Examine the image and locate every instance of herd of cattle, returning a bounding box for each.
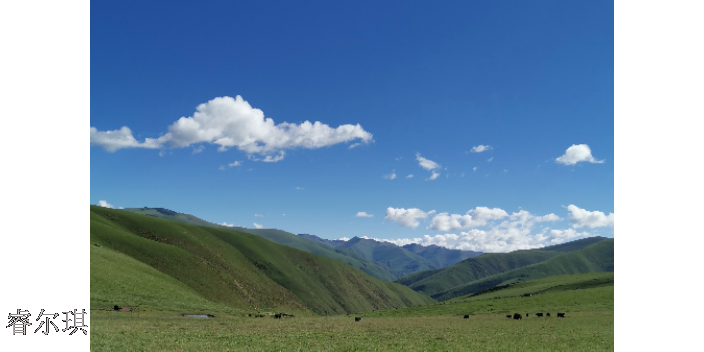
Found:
[504,312,565,319]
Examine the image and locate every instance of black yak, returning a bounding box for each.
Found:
[355,317,362,322]
[557,313,565,318]
[513,313,522,320]
[463,315,469,319]
[536,313,544,317]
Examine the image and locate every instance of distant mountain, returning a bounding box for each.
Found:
[432,239,614,301]
[123,207,225,228]
[401,243,482,268]
[333,237,439,278]
[91,206,434,315]
[396,236,610,300]
[297,233,347,248]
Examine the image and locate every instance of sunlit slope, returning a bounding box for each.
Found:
[432,239,614,301]
[363,273,614,318]
[90,244,237,314]
[236,228,398,281]
[123,207,399,281]
[396,237,607,297]
[91,206,434,315]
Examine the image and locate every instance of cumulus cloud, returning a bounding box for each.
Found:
[555,144,604,165]
[98,200,114,209]
[253,222,263,229]
[428,207,509,231]
[470,145,492,153]
[91,96,373,157]
[90,127,161,152]
[355,212,374,218]
[385,207,436,229]
[416,153,440,170]
[406,174,414,178]
[427,171,440,180]
[339,237,350,241]
[383,170,397,180]
[567,205,614,228]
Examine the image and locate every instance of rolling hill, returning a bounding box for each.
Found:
[333,237,439,277]
[91,206,435,315]
[396,236,609,298]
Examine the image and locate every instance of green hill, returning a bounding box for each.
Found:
[396,236,607,297]
[432,239,614,301]
[401,243,482,268]
[234,228,398,281]
[91,206,435,316]
[335,237,439,277]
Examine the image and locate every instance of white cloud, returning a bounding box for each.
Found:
[487,157,493,162]
[220,222,235,227]
[473,167,477,172]
[118,206,124,209]
[98,200,114,209]
[219,165,226,170]
[416,153,440,170]
[406,174,414,178]
[282,214,286,216]
[253,222,263,229]
[262,151,285,163]
[567,205,614,228]
[355,212,374,218]
[192,145,205,154]
[228,161,241,167]
[90,127,162,152]
[385,207,436,229]
[428,207,509,231]
[91,96,373,156]
[254,214,263,217]
[470,145,492,153]
[295,187,304,190]
[383,170,397,180]
[339,237,350,241]
[555,144,605,165]
[427,171,440,180]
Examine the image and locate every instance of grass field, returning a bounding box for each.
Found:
[91,274,613,351]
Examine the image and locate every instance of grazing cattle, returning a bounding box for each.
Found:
[113,305,120,311]
[248,314,251,317]
[274,313,281,319]
[557,313,565,318]
[526,313,529,317]
[355,317,362,322]
[513,313,522,320]
[463,315,469,319]
[506,315,512,318]
[536,313,544,317]
[546,313,551,317]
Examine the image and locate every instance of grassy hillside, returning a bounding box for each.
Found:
[432,239,614,301]
[402,243,482,268]
[335,237,439,277]
[91,206,434,315]
[396,236,607,297]
[235,228,398,281]
[364,272,614,318]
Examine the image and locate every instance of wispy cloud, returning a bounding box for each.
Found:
[355,212,374,218]
[487,157,493,162]
[470,145,492,153]
[406,174,414,178]
[427,171,440,180]
[416,153,440,170]
[254,214,263,217]
[383,170,397,180]
[295,187,304,190]
[192,145,205,154]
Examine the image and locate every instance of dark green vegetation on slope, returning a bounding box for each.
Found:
[333,237,439,277]
[122,207,457,281]
[401,243,481,268]
[432,239,614,301]
[235,228,398,281]
[91,206,434,316]
[397,236,609,298]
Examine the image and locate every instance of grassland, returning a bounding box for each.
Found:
[91,273,613,351]
[91,206,433,317]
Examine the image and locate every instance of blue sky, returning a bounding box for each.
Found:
[90,0,614,252]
